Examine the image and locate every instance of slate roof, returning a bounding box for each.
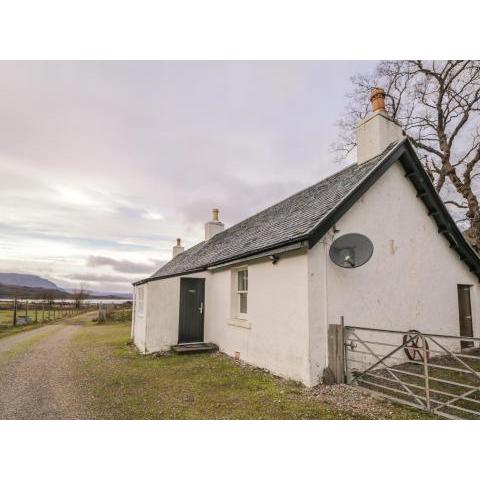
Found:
[141,142,400,283]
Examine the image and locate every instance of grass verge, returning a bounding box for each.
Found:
[72,320,433,420]
[0,322,47,341]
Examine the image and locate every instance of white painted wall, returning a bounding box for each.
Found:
[205,250,311,385]
[308,161,480,381]
[145,276,181,352]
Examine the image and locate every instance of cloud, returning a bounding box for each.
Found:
[86,255,163,274]
[141,210,164,221]
[0,61,378,292]
[64,272,130,283]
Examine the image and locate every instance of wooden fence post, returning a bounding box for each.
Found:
[327,323,345,384]
[13,297,17,326]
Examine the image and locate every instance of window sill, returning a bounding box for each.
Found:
[228,318,251,330]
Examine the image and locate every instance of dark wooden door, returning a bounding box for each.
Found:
[457,285,474,349]
[178,278,205,343]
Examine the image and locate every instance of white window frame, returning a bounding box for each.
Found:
[236,267,248,320]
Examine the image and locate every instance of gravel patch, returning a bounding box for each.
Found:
[308,384,399,419]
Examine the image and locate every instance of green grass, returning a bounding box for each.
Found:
[106,308,132,322]
[72,320,432,420]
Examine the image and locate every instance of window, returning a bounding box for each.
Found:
[237,269,248,318]
[137,286,145,315]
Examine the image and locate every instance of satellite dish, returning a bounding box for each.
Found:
[329,233,373,268]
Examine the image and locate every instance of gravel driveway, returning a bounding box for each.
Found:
[0,312,97,419]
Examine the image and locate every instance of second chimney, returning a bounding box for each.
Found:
[205,208,224,241]
[172,238,184,258]
[356,87,404,164]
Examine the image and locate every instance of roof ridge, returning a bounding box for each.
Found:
[206,147,392,243]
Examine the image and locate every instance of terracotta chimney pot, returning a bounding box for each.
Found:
[370,87,386,113]
[212,208,219,222]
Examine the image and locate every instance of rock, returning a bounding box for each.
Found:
[16,316,33,326]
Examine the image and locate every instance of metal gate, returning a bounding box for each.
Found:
[344,325,480,419]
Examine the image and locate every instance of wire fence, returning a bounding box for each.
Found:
[0,300,91,328]
[0,298,133,336]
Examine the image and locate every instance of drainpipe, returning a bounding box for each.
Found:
[321,239,330,368]
[319,230,336,369]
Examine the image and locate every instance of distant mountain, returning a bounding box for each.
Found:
[0,284,71,300]
[0,273,132,300]
[0,273,64,291]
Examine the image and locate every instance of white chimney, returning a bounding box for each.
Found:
[205,208,224,241]
[356,87,404,164]
[172,238,184,258]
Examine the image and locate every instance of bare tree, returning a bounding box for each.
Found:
[335,60,480,251]
[72,286,88,309]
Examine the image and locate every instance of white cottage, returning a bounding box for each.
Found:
[132,89,480,387]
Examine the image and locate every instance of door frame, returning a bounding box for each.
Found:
[178,277,205,344]
[457,284,474,349]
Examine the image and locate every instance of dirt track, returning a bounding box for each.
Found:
[0,312,96,419]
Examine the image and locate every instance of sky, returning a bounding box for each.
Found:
[0,61,377,293]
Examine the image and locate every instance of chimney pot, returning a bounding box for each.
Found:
[205,208,225,240]
[370,87,386,113]
[172,238,184,258]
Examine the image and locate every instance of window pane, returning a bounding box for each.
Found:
[238,270,246,292]
[239,292,248,314]
[238,270,248,291]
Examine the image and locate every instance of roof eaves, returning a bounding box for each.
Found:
[133,266,207,286]
[399,141,480,280]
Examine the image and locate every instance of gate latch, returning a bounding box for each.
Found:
[345,340,357,351]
